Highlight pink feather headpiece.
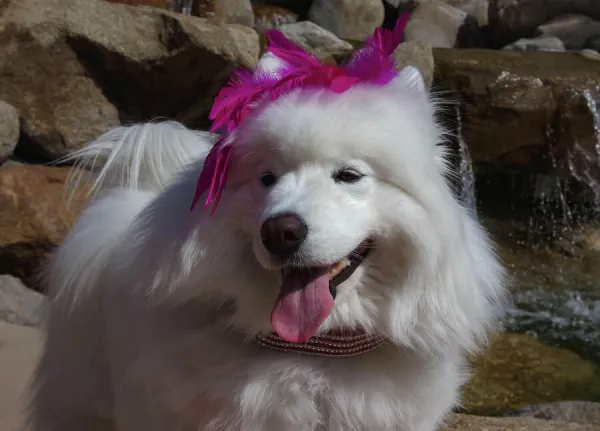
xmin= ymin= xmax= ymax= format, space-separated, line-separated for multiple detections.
xmin=191 ymin=15 xmax=410 ymax=214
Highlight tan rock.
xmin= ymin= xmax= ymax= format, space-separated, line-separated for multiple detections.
xmin=105 ymin=0 xmax=170 ymax=7
xmin=404 ymin=1 xmax=469 ymax=48
xmin=191 ymin=0 xmax=254 ymax=27
xmin=443 ymin=413 xmax=598 ymax=430
xmin=252 ymin=4 xmax=298 ymax=33
xmin=0 ymin=101 xmax=19 ymax=163
xmin=0 ymin=0 xmax=260 ymax=162
xmin=0 ymin=322 xmax=41 ymax=431
xmin=308 ymin=0 xmax=385 ymax=41
xmin=461 ymin=333 xmax=600 ymax=415
xmin=393 ymin=41 xmax=434 ymax=89
xmin=279 ymin=21 xmax=353 ymax=56
xmin=0 ymin=165 xmax=88 ymax=289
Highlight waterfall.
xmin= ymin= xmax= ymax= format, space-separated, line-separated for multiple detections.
xmin=454 ymin=106 xmax=478 ymax=215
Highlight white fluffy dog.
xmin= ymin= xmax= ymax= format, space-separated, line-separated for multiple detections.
xmin=27 ymin=41 xmax=506 ymax=430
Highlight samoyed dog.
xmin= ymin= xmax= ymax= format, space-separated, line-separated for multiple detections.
xmin=28 ymin=22 xmax=506 ymax=431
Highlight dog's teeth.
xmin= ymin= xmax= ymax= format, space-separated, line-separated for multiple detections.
xmin=328 ymin=258 xmax=351 ymax=279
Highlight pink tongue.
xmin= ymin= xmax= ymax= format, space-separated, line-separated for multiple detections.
xmin=270 ymin=269 xmax=334 ymax=344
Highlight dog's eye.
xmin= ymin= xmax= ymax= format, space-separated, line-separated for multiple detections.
xmin=260 ymin=171 xmax=277 ymax=187
xmin=333 ymin=168 xmax=364 ymax=184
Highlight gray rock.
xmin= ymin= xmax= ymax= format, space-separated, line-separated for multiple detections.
xmin=500 ymin=401 xmax=600 ymax=426
xmin=190 ymin=0 xmax=255 ymax=27
xmin=580 ymin=49 xmax=600 ymax=60
xmin=0 ymin=101 xmax=19 ymax=163
xmin=536 ymin=15 xmax=600 ymax=51
xmin=403 ymin=2 xmax=469 ymax=48
xmin=308 ymin=0 xmax=385 ymax=41
xmin=584 ymin=34 xmax=600 ymax=53
xmin=446 ymin=0 xmax=489 ymax=26
xmin=443 ymin=413 xmax=598 ymax=430
xmin=0 ymin=275 xmax=45 ymax=327
xmin=392 ymin=41 xmax=434 ymax=89
xmin=0 ymin=0 xmax=259 ymax=162
xmin=503 ymin=36 xmax=565 ymax=52
xmin=489 ymin=0 xmax=600 ymax=48
xmin=279 ymin=21 xmax=352 ymax=55
xmin=385 ymin=0 xmax=488 ymax=26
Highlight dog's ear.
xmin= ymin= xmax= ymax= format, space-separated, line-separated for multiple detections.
xmin=392 ymin=66 xmax=427 ymax=94
xmin=255 ymin=52 xmax=289 ymax=80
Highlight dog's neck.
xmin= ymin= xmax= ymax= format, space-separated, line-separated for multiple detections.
xmin=255 ymin=329 xmax=386 ymax=357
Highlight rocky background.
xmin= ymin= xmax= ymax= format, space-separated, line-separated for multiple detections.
xmin=2 ymin=0 xmax=600 ymax=430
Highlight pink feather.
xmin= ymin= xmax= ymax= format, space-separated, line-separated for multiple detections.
xmin=191 ymin=15 xmax=411 ymax=214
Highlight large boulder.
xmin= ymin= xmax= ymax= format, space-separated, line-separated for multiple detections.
xmin=0 ymin=165 xmax=89 ymax=289
xmin=0 ymin=0 xmax=259 ymax=162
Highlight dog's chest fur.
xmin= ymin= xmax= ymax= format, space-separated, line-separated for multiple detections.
xmin=184 ymin=340 xmax=461 ymax=431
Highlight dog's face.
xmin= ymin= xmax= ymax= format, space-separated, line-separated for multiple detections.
xmin=192 ymin=56 xmax=504 ymax=350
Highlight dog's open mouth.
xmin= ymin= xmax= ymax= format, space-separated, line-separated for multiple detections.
xmin=270 ymin=240 xmax=372 ymax=344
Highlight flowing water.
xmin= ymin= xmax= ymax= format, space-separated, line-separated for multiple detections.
xmin=460 ymin=89 xmax=600 ymax=363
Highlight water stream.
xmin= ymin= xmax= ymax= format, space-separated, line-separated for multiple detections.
xmin=459 ymin=89 xmax=600 ymax=363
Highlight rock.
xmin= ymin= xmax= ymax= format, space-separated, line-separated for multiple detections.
xmin=433 ymin=49 xmax=600 ymax=186
xmin=461 ymin=333 xmax=600 ymax=415
xmin=253 ymin=4 xmax=298 ymax=33
xmin=0 ymin=101 xmax=19 ymax=163
xmin=278 ymin=21 xmax=352 ymax=56
xmin=392 ymin=41 xmax=434 ymax=89
xmin=580 ymin=49 xmax=600 ymax=60
xmin=501 ymin=401 xmax=600 ymax=426
xmin=442 ymin=413 xmax=598 ymax=430
xmin=446 ymin=0 xmax=489 ymax=26
xmin=0 ymin=275 xmax=44 ymax=327
xmin=308 ymin=0 xmax=385 ymax=41
xmin=503 ymin=36 xmax=565 ymax=52
xmin=0 ymin=322 xmax=41 ymax=431
xmin=384 ymin=0 xmax=489 ymax=26
xmin=536 ymin=15 xmax=600 ymax=51
xmin=0 ymin=165 xmax=89 ymax=289
xmin=105 ymin=0 xmax=170 ymax=7
xmin=191 ymin=0 xmax=254 ymax=27
xmin=404 ymin=2 xmax=487 ymax=48
xmin=0 ymin=0 xmax=259 ymax=162
xmin=584 ymin=34 xmax=600 ymax=53
xmin=489 ymin=0 xmax=600 ymax=48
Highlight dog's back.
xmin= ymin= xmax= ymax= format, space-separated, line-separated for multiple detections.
xmin=27 ymin=122 xmax=213 ymax=431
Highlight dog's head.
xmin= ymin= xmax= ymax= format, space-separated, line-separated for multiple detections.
xmin=152 ymin=49 xmax=505 ymax=355
xmin=184 ymin=51 xmax=505 ymax=353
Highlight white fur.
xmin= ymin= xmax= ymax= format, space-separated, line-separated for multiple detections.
xmin=28 ymin=63 xmax=507 ymax=431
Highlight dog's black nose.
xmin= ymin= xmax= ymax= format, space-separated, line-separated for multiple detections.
xmin=261 ymin=214 xmax=308 ymax=259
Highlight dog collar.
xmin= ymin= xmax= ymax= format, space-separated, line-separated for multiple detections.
xmin=255 ymin=328 xmax=386 ymax=357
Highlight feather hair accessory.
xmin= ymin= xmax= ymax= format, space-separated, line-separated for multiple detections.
xmin=191 ymin=14 xmax=410 ymax=214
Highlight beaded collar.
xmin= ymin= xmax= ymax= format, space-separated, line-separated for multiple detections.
xmin=255 ymin=328 xmax=386 ymax=357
